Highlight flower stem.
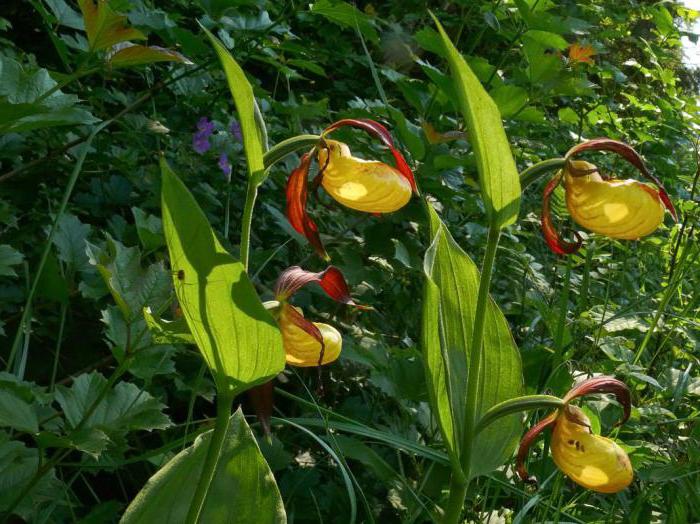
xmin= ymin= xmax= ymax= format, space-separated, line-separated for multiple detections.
xmin=451 ymin=224 xmax=501 ymax=522
xmin=519 ymin=158 xmax=567 ymax=189
xmin=239 ymin=180 xmax=258 ymax=272
xmin=185 ymin=391 xmax=234 ymax=524
xmin=442 ymin=475 xmax=469 ymax=524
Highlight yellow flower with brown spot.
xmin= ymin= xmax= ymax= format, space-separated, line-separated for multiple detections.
xmin=517 ymin=376 xmax=634 ymax=494
xmin=542 ymin=139 xmax=676 ymax=254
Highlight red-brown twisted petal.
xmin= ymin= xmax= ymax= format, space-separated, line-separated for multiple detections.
xmin=247 ymin=380 xmax=274 ymax=437
xmin=542 ymin=173 xmax=583 ymax=255
xmin=566 ymin=138 xmax=677 ymax=221
xmin=284 ymin=303 xmax=324 ymax=346
xmin=563 ymin=376 xmax=631 ymax=425
xmin=323 ymin=118 xmax=418 ymax=193
xmin=274 ymin=265 xmax=366 ymax=308
xmin=516 ymin=412 xmax=559 ymax=485
xmin=285 ymin=152 xmax=329 ymax=260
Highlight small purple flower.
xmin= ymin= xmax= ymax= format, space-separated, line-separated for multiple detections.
xmin=218 ymin=153 xmax=232 ymax=180
xmin=193 ymin=117 xmax=215 ymax=154
xmin=229 ymin=120 xmax=242 ymax=142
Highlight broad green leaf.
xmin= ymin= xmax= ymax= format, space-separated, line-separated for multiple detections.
xmin=0 ymin=244 xmax=23 ymax=277
xmin=311 ymin=0 xmax=379 ymax=43
xmin=201 ymin=26 xmax=265 ymax=184
xmin=0 ymin=390 xmax=39 ymax=433
xmin=132 ymin=208 xmax=164 ymax=252
xmin=77 ymin=0 xmax=146 ymax=51
xmin=0 ymin=56 xmax=98 ymax=133
xmin=143 ymin=307 xmax=195 ymax=345
xmin=160 ymin=159 xmax=285 ymax=394
xmin=121 ymin=408 xmax=286 ymax=524
xmin=522 ymin=29 xmax=568 ymax=50
xmin=108 ymin=43 xmax=192 ymax=69
xmin=432 ymin=16 xmax=521 ymax=228
xmin=51 ymin=213 xmax=92 ymax=272
xmin=489 ymin=85 xmax=529 ymax=118
xmin=422 ymin=204 xmax=522 ymax=478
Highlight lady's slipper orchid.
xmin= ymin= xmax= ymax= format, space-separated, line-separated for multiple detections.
xmin=516 ymin=376 xmax=634 ymax=494
xmin=271 ymin=265 xmax=364 ymax=367
xmin=286 ymin=119 xmax=418 ymax=259
xmin=542 ymin=139 xmax=676 ymax=255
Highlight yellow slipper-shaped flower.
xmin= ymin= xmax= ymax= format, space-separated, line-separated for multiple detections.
xmin=551 ymin=405 xmax=633 ymax=493
xmin=285 ymin=118 xmax=417 ymax=259
xmin=279 ymin=304 xmax=342 ymax=367
xmin=540 ymin=138 xmax=676 ymax=255
xmin=564 ymin=160 xmax=665 ymax=240
xmin=316 ymin=140 xmax=412 ymax=213
xmin=517 ymin=376 xmax=634 ymax=494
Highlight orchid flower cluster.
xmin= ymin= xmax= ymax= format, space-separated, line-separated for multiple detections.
xmin=264 ymin=119 xmax=676 ymax=497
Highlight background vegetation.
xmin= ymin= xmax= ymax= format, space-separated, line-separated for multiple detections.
xmin=0 ymin=0 xmax=698 ymax=522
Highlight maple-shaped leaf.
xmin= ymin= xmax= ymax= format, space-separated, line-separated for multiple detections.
xmin=568 ymin=43 xmax=596 ymax=65
xmin=78 ymin=0 xmax=146 ymax=51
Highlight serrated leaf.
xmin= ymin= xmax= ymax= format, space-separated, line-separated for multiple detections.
xmin=160 ymin=159 xmax=285 ymax=394
xmin=77 ymin=0 xmax=146 ymax=51
xmin=0 ymin=244 xmax=23 ymax=277
xmin=86 ymin=236 xmax=171 ymax=322
xmin=422 ymin=204 xmax=523 ymax=478
xmin=108 ymin=43 xmax=192 ymax=69
xmin=0 ymin=56 xmax=99 ymax=133
xmin=310 ymin=0 xmax=379 ymax=43
xmin=51 ymin=213 xmax=92 ymax=272
xmin=121 ymin=409 xmax=286 ymax=523
xmin=0 ymin=391 xmax=39 ymax=433
xmin=55 ymin=372 xmax=171 ymax=451
xmin=431 ymin=16 xmax=521 ymax=228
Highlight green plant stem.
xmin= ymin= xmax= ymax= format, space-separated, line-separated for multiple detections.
xmin=185 ymin=391 xmax=234 ymax=524
xmin=519 ymin=158 xmax=566 ymax=189
xmin=553 ymin=258 xmax=572 ymax=358
xmin=448 ymin=225 xmax=501 ymax=522
xmin=239 ymin=181 xmax=258 ymax=272
xmin=442 ymin=476 xmax=469 ymax=524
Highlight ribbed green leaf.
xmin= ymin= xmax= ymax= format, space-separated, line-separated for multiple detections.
xmin=121 ymin=409 xmax=286 ymax=524
xmin=431 ymin=15 xmax=521 ymax=228
xmin=201 ymin=25 xmax=265 ymax=184
xmin=422 ymin=203 xmax=522 ymax=478
xmin=160 ymin=159 xmax=285 ymax=394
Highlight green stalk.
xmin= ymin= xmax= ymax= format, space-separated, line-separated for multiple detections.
xmin=239 ymin=181 xmax=258 ymax=272
xmin=519 ymin=158 xmax=566 ymax=189
xmin=442 ymin=476 xmax=469 ymax=524
xmin=185 ymin=392 xmax=234 ymax=524
xmin=446 ymin=225 xmax=501 ymax=523
xmin=553 ymin=259 xmax=572 ymax=358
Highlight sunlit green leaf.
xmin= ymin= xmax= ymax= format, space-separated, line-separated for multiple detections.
xmin=431 ymin=16 xmax=521 ymax=228
xmin=108 ymin=43 xmax=192 ymax=69
xmin=77 ymin=0 xmax=146 ymax=51
xmin=160 ymin=159 xmax=285 ymax=394
xmin=121 ymin=408 xmax=286 ymax=524
xmin=422 ymin=203 xmax=523 ymax=478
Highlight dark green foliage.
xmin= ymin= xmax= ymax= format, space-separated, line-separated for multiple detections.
xmin=0 ymin=0 xmax=698 ymax=522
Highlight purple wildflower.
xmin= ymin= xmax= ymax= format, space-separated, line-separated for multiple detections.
xmin=218 ymin=153 xmax=232 ymax=180
xmin=192 ymin=117 xmax=215 ymax=154
xmin=229 ymin=120 xmax=242 ymax=142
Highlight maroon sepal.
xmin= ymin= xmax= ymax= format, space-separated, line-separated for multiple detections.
xmin=541 ymin=173 xmax=583 ymax=255
xmin=274 ymin=265 xmax=366 ymax=308
xmin=323 ymin=118 xmax=419 ymax=194
xmin=285 ymin=152 xmax=329 ymax=260
xmin=566 ymin=138 xmax=677 ymax=221
xmin=516 ymin=412 xmax=558 ymax=485
xmin=562 ymin=376 xmax=631 ymax=425
xmin=248 ymin=380 xmax=274 ymax=438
